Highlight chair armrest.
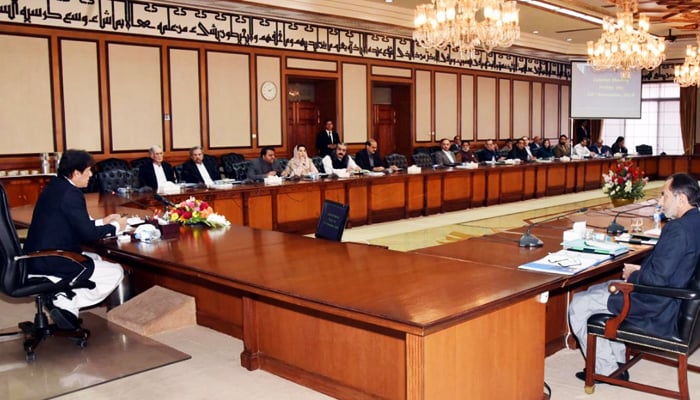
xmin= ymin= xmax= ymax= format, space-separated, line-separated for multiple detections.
xmin=604 ymin=282 xmax=700 ymax=338
xmin=15 ymin=250 xmax=93 ymax=286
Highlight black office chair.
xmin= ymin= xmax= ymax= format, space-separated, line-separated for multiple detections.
xmin=385 ymin=153 xmax=408 ymax=169
xmin=412 ymin=153 xmax=433 ymax=168
xmin=230 ymin=161 xmax=251 ymax=181
xmin=96 ymin=169 xmax=133 ymax=192
xmin=315 ymin=200 xmax=350 ymax=242
xmin=311 ymin=156 xmax=324 ymax=173
xmin=0 ymin=183 xmax=93 ymax=361
xmin=583 ymin=268 xmax=700 ymax=400
xmin=221 ymin=153 xmax=246 ymax=179
xmin=96 ymin=157 xmax=130 ymax=172
xmin=636 ymin=144 xmax=653 ymax=155
xmin=129 ymin=157 xmax=152 ymax=170
xmin=276 ymin=158 xmax=289 ymax=172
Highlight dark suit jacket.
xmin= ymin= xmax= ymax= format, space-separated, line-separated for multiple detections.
xmin=180 ymin=158 xmax=221 ymax=184
xmin=138 ymin=161 xmax=176 ymax=190
xmin=24 ymin=177 xmax=116 ymax=277
xmin=247 ymin=158 xmax=281 ymax=181
xmin=608 ymin=208 xmax=700 ymax=338
xmin=316 ymin=130 xmax=340 ymax=157
xmin=478 ymin=149 xmax=500 ymax=162
xmin=508 ymin=146 xmax=529 ymax=161
xmin=354 ymin=149 xmax=385 ymax=170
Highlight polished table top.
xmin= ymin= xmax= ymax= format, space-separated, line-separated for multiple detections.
xmin=11 ymin=193 xmax=560 ymax=336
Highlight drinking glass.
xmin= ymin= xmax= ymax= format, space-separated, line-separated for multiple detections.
xmin=630 ymin=218 xmax=644 ymax=233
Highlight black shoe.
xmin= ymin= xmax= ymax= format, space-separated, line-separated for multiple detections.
xmin=50 ymin=308 xmax=80 ymax=330
xmin=575 ymin=365 xmax=629 ymax=383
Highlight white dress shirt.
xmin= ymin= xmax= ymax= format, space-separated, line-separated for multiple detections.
xmin=153 ymin=163 xmax=169 ymax=186
xmin=196 ymin=162 xmax=215 ymax=186
xmin=573 ymin=144 xmax=592 ymax=157
xmin=322 ymin=155 xmax=358 ymax=174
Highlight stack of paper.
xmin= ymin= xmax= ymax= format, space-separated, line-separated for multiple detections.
xmin=561 ymin=239 xmax=630 ymax=256
xmin=518 ymin=249 xmax=612 ymax=275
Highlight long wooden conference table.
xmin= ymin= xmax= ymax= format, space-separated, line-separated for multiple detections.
xmin=10 ymin=191 xmax=660 ymax=400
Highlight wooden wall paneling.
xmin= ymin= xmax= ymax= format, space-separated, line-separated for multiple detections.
xmin=543 ymin=83 xmax=560 ymax=138
xmin=107 ymin=43 xmax=163 ymax=151
xmin=512 ymin=80 xmax=530 ymax=139
xmin=460 ymin=74 xmax=475 ymax=141
xmin=342 ymin=63 xmax=368 ymax=144
xmin=209 ymin=192 xmax=245 ymax=227
xmin=476 ymin=77 xmax=497 ymax=139
xmin=523 ymin=167 xmax=536 ymax=200
xmin=415 ymin=70 xmax=432 ymax=142
xmin=485 ymin=169 xmax=501 ymax=205
xmin=207 ymin=51 xmax=251 ymax=147
xmin=531 ymin=82 xmax=543 ymax=138
xmin=574 ymin=162 xmax=586 ymax=191
xmin=499 ymin=168 xmax=525 ymax=202
xmin=673 ymin=156 xmax=691 ymax=177
xmin=564 ymin=162 xmax=577 ymax=192
xmin=424 ymin=174 xmax=442 ymax=214
xmin=406 ymin=175 xmax=425 ymax=218
xmin=560 ymin=85 xmax=570 ymax=137
xmin=583 ymin=161 xmax=603 ymax=190
xmin=368 ymin=180 xmax=406 ymax=223
xmin=347 ymin=181 xmax=369 ymax=226
xmin=169 ymin=48 xmax=202 ymax=150
xmin=637 ymin=156 xmax=659 ymax=179
xmin=471 ymin=169 xmax=487 ymax=206
xmin=442 ymin=172 xmax=471 ymax=211
xmin=435 ymin=72 xmax=458 ymax=141
xmin=423 ymin=298 xmax=545 ymax=399
xmin=60 ymin=39 xmax=101 ymax=151
xmin=256 ymin=55 xmax=282 ymax=147
xmin=0 ymin=34 xmax=54 ymax=154
xmin=247 ymin=189 xmax=274 ymax=230
xmin=498 ymin=78 xmax=511 ymax=139
xmin=657 ymin=156 xmax=675 ymax=177
xmin=275 ymin=185 xmax=322 ymax=233
xmin=689 ymin=156 xmax=700 ymax=176
xmin=545 ymin=163 xmax=567 ymax=195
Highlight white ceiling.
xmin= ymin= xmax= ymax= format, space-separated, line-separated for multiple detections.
xmin=166 ymin=0 xmax=700 ymax=61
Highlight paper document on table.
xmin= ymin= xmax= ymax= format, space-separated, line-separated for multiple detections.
xmin=561 ymin=239 xmax=629 ymax=256
xmin=518 ymin=249 xmax=611 ymax=275
xmin=615 ymin=233 xmax=658 ymax=246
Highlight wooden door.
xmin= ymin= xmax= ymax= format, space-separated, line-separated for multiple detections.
xmin=373 ymin=104 xmax=396 ymax=157
xmin=287 ymin=101 xmax=320 ymax=155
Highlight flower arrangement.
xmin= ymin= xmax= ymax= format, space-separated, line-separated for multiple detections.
xmin=602 ymin=160 xmax=647 ymax=200
xmin=166 ymin=197 xmax=230 ymax=228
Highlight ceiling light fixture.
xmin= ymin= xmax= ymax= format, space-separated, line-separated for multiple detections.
xmin=674 ymin=34 xmax=700 ymax=87
xmin=586 ymin=0 xmax=665 ymax=79
xmin=413 ymin=0 xmax=520 ymax=60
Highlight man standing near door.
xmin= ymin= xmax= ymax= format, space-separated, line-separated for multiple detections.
xmin=316 ymin=119 xmax=340 ymax=158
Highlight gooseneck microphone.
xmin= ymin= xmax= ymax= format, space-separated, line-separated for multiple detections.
xmin=153 ymin=193 xmax=176 ymax=208
xmin=519 ymin=207 xmax=588 ymax=247
xmin=606 ymin=201 xmax=658 ymax=235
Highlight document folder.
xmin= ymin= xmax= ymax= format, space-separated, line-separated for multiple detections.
xmin=561 ymin=239 xmax=629 ymax=257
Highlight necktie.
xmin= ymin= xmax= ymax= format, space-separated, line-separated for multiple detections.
xmin=328 ymin=131 xmax=333 ymax=144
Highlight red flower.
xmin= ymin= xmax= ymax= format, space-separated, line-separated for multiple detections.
xmin=200 ymin=201 xmax=209 ymax=210
xmin=182 ymin=211 xmax=192 ymax=220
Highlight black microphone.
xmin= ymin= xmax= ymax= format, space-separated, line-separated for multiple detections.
xmin=519 ymin=207 xmax=588 ymax=248
xmin=606 ymin=201 xmax=658 ymax=235
xmin=153 ymin=193 xmax=176 ymax=208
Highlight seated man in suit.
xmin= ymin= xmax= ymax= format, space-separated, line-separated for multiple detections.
xmin=590 ymin=138 xmax=611 ymax=157
xmin=458 ymin=140 xmax=477 ymax=163
xmin=553 ymin=134 xmax=571 ymax=158
xmin=568 ymin=173 xmax=700 ymax=382
xmin=433 ymin=138 xmax=458 ymax=166
xmin=508 ymin=138 xmax=530 ymax=161
xmin=477 ymin=139 xmax=505 ymax=162
xmin=322 ymin=142 xmax=360 ymax=174
xmin=138 ymin=145 xmax=176 ymax=191
xmin=355 ymin=139 xmax=397 ymax=173
xmin=573 ymin=138 xmax=592 ymax=157
xmin=247 ymin=146 xmax=282 ymax=181
xmin=180 ymin=146 xmax=221 ymax=185
xmin=24 ymin=149 xmax=126 ymax=330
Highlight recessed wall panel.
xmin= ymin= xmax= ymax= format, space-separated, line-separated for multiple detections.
xmin=499 ymin=79 xmax=511 ymax=139
xmin=560 ymin=85 xmax=570 ymax=137
xmin=342 ymin=63 xmax=367 ymax=143
xmin=532 ymin=82 xmax=543 ymax=137
xmin=435 ymin=72 xmax=457 ymax=141
xmin=257 ymin=56 xmax=282 ymax=146
xmin=108 ymin=43 xmax=163 ymax=151
xmin=544 ymin=83 xmax=560 ymax=138
xmin=416 ymin=70 xmax=431 ymax=142
xmin=61 ymin=40 xmax=101 ymax=151
xmin=0 ymin=34 xmax=53 ymax=153
xmin=513 ymin=80 xmax=530 ymax=138
xmin=476 ymin=77 xmax=496 ymax=140
xmin=170 ymin=48 xmax=201 ymax=149
xmin=461 ymin=75 xmax=474 ymax=140
xmin=207 ymin=51 xmax=251 ymax=147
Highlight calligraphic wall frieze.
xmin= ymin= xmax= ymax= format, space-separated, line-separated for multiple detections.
xmin=1 ymin=0 xmax=575 ymax=80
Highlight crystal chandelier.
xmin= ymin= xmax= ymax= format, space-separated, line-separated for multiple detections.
xmin=674 ymin=35 xmax=700 ymax=87
xmin=413 ymin=0 xmax=520 ymax=61
xmin=586 ymin=0 xmax=665 ymax=79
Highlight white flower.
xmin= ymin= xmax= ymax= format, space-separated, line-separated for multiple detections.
xmin=206 ymin=213 xmax=230 ymax=228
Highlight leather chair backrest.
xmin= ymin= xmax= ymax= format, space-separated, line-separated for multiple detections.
xmin=385 ymin=153 xmax=408 ymax=169
xmin=231 ymin=161 xmax=251 ymax=181
xmin=678 ymin=256 xmax=700 ymax=352
xmin=96 ymin=158 xmax=130 ymax=172
xmin=130 ymin=157 xmax=152 ymax=170
xmin=97 ymin=169 xmax=133 ymax=192
xmin=0 ymin=183 xmax=23 ymax=297
xmin=276 ymin=158 xmax=289 ymax=172
xmin=221 ymin=153 xmax=246 ymax=178
xmin=412 ymin=153 xmax=433 ymax=168
xmin=636 ymin=144 xmax=652 ymax=155
xmin=174 ymin=164 xmax=184 ymax=182
xmin=311 ymin=156 xmax=324 ymax=173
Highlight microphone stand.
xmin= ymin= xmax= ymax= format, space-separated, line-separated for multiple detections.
xmin=606 ymin=201 xmax=658 ymax=235
xmin=519 ymin=207 xmax=588 ymax=247
xmin=153 ymin=193 xmax=176 ymax=208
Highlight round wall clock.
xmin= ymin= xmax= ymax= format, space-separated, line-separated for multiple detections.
xmin=261 ymin=81 xmax=278 ymax=101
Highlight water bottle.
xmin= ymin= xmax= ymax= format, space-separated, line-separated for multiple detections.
xmin=653 ymin=205 xmax=663 ymax=231
xmin=40 ymin=152 xmax=50 ymax=174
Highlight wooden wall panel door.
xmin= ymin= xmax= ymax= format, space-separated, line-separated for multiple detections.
xmin=373 ymin=104 xmax=396 ymax=156
xmin=287 ymin=101 xmax=320 ymax=157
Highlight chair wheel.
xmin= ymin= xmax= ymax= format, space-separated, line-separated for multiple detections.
xmin=77 ymin=338 xmax=88 ymax=348
xmin=584 ymin=385 xmax=595 ymax=394
xmin=26 ymin=352 xmax=36 ymax=362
